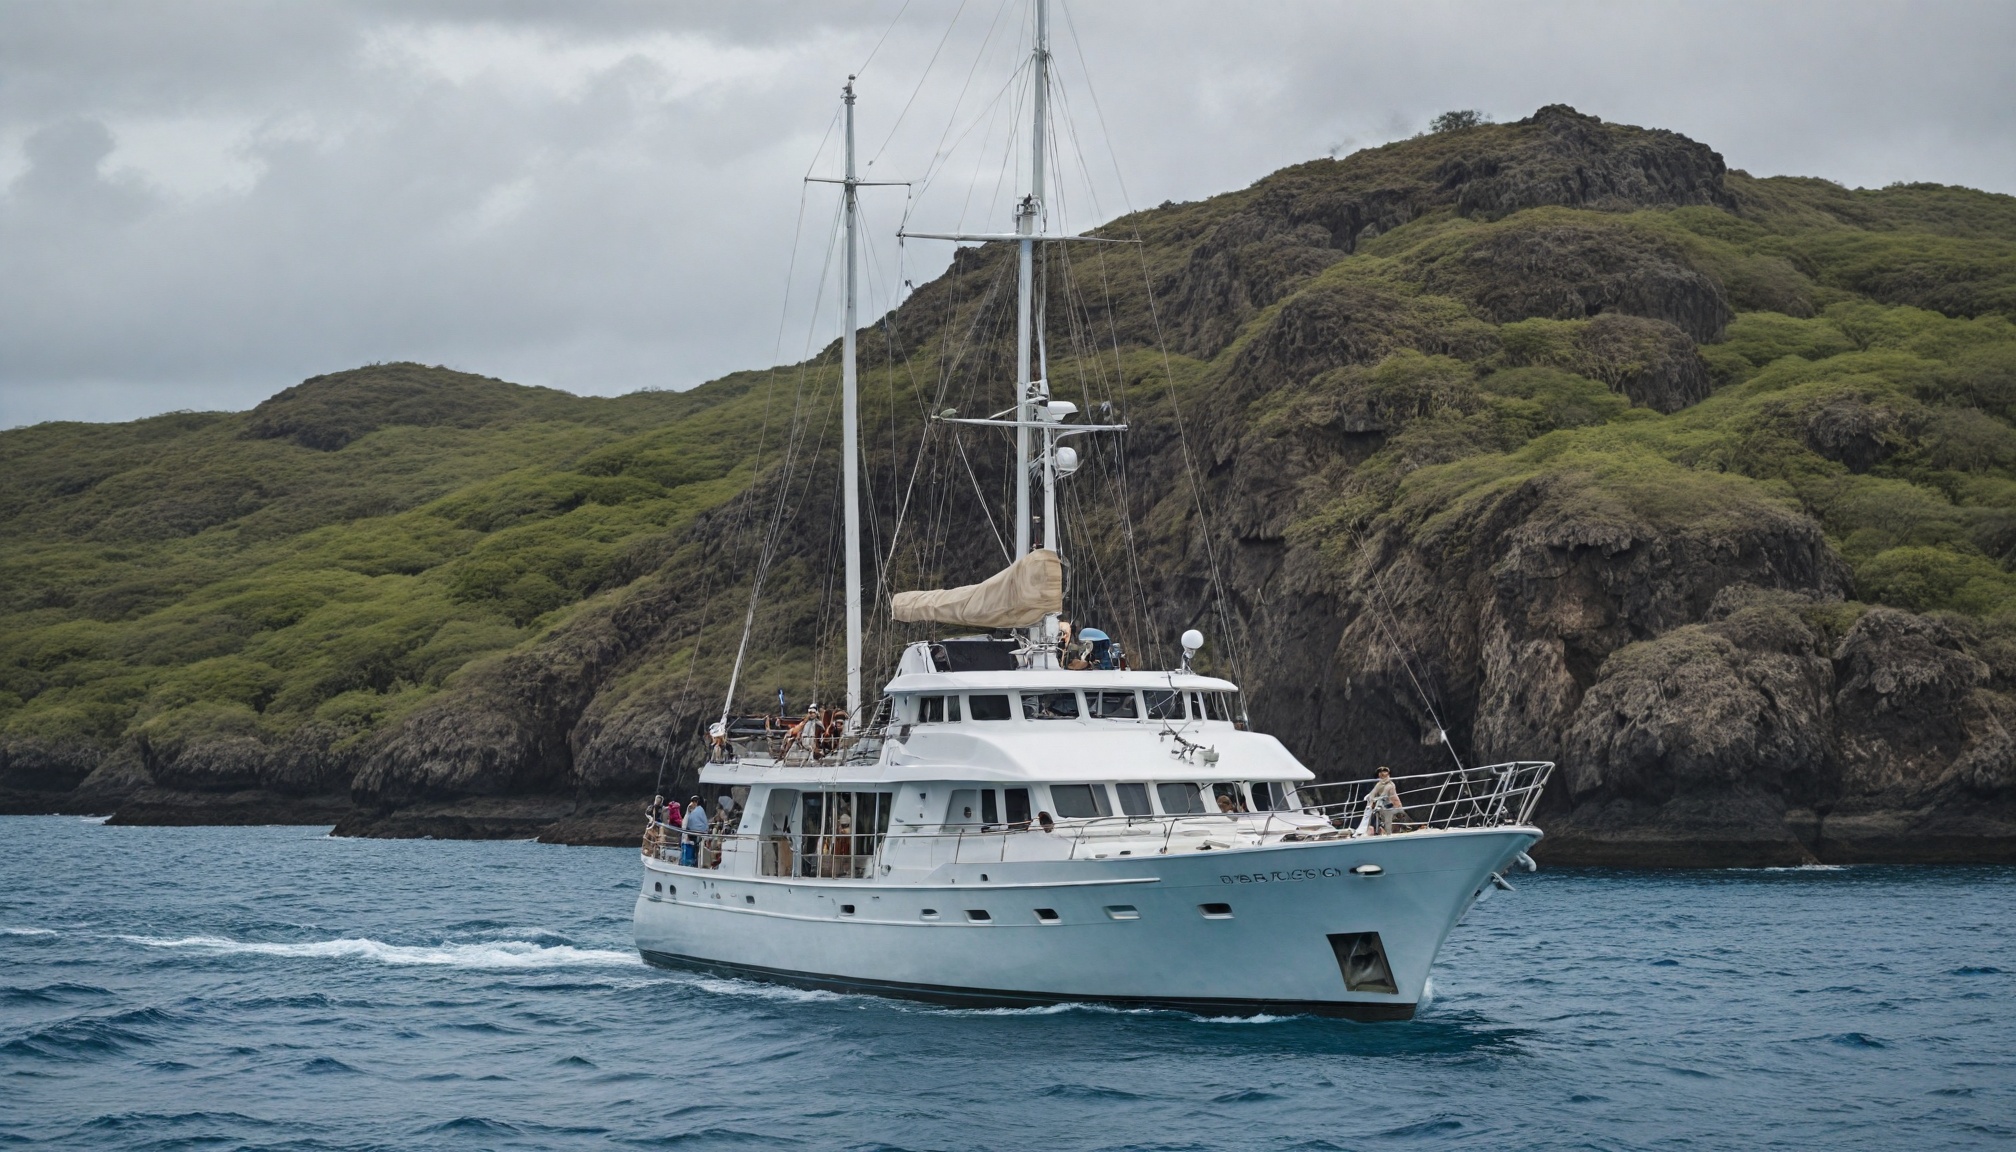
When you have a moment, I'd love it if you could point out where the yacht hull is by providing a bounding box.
[633,826,1537,1019]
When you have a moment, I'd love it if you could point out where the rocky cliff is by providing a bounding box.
[6,106,2016,864]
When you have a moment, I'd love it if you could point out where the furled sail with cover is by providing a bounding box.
[891,549,1062,628]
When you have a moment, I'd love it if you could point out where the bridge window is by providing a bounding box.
[967,694,1012,721]
[1156,782,1205,815]
[1004,787,1032,828]
[1115,782,1152,817]
[1086,691,1138,719]
[1022,691,1081,719]
[1253,781,1295,811]
[919,695,961,723]
[1049,784,1112,820]
[1144,689,1183,720]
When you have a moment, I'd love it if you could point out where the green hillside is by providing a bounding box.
[5,106,2016,861]
[0,364,765,793]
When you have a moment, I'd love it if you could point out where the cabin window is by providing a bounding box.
[1144,689,1184,721]
[968,694,1012,721]
[1156,782,1205,814]
[1021,691,1081,719]
[1115,782,1152,817]
[1004,787,1032,827]
[1252,781,1295,811]
[1086,691,1138,719]
[1210,782,1249,813]
[1049,784,1112,819]
[919,696,945,722]
[981,790,1000,826]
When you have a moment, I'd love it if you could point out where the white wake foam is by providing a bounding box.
[1754,864,1851,872]
[118,934,640,969]
[2,926,59,937]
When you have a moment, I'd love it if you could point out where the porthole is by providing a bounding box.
[1034,908,1060,924]
[744,895,755,905]
[965,909,992,923]
[921,909,940,921]
[653,882,662,892]
[1199,903,1233,919]
[1104,905,1140,921]
[1351,864,1384,877]
[665,884,675,898]
[840,904,856,915]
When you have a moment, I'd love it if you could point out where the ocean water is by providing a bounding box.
[2,817,2011,1151]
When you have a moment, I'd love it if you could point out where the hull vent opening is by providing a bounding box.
[1328,931,1399,994]
[1104,905,1141,921]
[840,905,855,915]
[1199,903,1233,919]
[1034,908,1060,924]
[965,910,992,922]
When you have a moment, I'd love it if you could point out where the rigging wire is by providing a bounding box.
[1055,0,1463,753]
[854,0,915,79]
[867,0,971,170]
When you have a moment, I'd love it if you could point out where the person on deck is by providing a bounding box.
[1368,767,1413,835]
[681,796,708,866]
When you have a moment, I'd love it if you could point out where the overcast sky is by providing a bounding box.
[3,1,2012,429]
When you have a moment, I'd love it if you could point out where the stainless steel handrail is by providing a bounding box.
[640,761,1553,870]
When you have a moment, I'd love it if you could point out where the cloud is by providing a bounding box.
[3,0,2013,428]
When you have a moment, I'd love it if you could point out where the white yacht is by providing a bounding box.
[634,2,1551,1020]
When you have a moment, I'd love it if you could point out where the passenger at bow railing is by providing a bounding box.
[1367,768,1417,835]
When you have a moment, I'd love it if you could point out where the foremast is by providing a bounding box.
[841,80,864,731]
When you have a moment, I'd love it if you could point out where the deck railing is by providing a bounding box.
[641,762,1552,874]
[1295,760,1553,836]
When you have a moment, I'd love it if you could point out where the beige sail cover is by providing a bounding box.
[891,549,1062,628]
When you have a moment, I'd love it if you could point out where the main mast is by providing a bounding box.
[841,79,864,730]
[1017,0,1053,661]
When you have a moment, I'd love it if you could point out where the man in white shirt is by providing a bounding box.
[681,796,708,866]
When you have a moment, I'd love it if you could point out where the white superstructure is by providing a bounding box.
[633,1,1552,1019]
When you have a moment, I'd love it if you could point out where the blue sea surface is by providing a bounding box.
[1,816,2011,1150]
